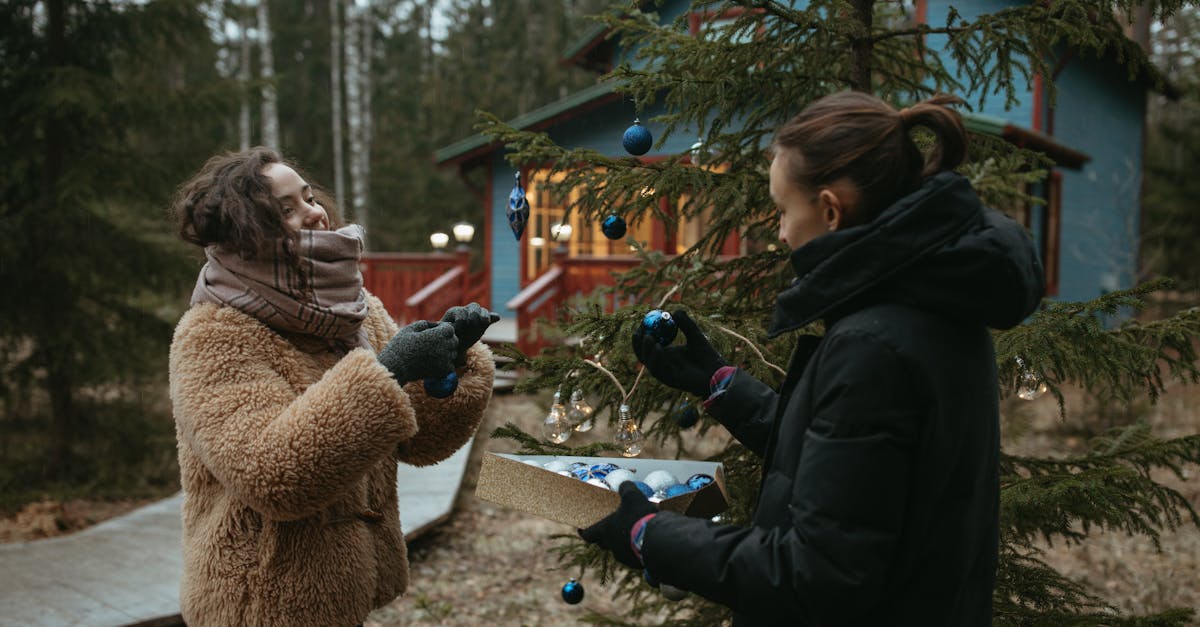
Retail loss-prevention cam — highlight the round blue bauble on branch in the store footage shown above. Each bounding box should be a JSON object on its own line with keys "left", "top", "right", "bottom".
{"left": 561, "top": 578, "right": 585, "bottom": 605}
{"left": 422, "top": 371, "right": 458, "bottom": 399}
{"left": 622, "top": 118, "right": 653, "bottom": 156}
{"left": 642, "top": 309, "right": 678, "bottom": 346}
{"left": 601, "top": 214, "right": 627, "bottom": 240}
{"left": 676, "top": 402, "right": 700, "bottom": 429}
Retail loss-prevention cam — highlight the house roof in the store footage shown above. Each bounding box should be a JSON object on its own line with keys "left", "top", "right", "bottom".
{"left": 962, "top": 112, "right": 1090, "bottom": 169}
{"left": 433, "top": 81, "right": 620, "bottom": 167}
{"left": 561, "top": 22, "right": 610, "bottom": 69}
{"left": 434, "top": 84, "right": 1091, "bottom": 171}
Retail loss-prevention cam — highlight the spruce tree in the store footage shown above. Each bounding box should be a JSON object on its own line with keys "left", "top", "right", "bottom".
{"left": 0, "top": 0, "right": 238, "bottom": 501}
{"left": 476, "top": 1, "right": 1200, "bottom": 623}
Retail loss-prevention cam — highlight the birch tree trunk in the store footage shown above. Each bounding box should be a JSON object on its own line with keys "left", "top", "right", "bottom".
{"left": 359, "top": 2, "right": 372, "bottom": 243}
{"left": 330, "top": 0, "right": 345, "bottom": 207}
{"left": 257, "top": 0, "right": 279, "bottom": 150}
{"left": 238, "top": 3, "right": 251, "bottom": 150}
{"left": 343, "top": 0, "right": 368, "bottom": 242}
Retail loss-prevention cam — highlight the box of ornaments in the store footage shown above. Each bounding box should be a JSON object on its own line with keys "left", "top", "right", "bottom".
{"left": 474, "top": 452, "right": 729, "bottom": 528}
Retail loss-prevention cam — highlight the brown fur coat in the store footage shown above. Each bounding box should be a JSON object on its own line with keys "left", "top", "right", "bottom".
{"left": 169, "top": 293, "right": 493, "bottom": 626}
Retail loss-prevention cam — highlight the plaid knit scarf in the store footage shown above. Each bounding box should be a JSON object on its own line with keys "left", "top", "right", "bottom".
{"left": 190, "top": 224, "right": 372, "bottom": 353}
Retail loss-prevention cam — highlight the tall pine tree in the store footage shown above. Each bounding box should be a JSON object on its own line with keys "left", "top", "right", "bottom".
{"left": 477, "top": 1, "right": 1200, "bottom": 623}
{"left": 0, "top": 0, "right": 238, "bottom": 501}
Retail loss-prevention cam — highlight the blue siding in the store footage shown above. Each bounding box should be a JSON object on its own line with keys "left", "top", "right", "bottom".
{"left": 1052, "top": 54, "right": 1145, "bottom": 302}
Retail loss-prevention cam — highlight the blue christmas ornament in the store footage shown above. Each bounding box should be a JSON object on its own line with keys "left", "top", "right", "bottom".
{"left": 663, "top": 483, "right": 692, "bottom": 498}
{"left": 622, "top": 118, "right": 653, "bottom": 156}
{"left": 422, "top": 371, "right": 458, "bottom": 399}
{"left": 632, "top": 481, "right": 655, "bottom": 499}
{"left": 587, "top": 463, "right": 619, "bottom": 481}
{"left": 601, "top": 214, "right": 627, "bottom": 240}
{"left": 507, "top": 171, "right": 530, "bottom": 241}
{"left": 686, "top": 473, "right": 714, "bottom": 491}
{"left": 561, "top": 578, "right": 585, "bottom": 604}
{"left": 676, "top": 402, "right": 700, "bottom": 429}
{"left": 642, "top": 309, "right": 678, "bottom": 346}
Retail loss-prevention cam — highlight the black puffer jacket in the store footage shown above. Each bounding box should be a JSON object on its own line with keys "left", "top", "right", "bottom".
{"left": 640, "top": 172, "right": 1045, "bottom": 626}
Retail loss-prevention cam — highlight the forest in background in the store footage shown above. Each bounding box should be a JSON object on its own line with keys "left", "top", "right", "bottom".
{"left": 0, "top": 0, "right": 1196, "bottom": 511}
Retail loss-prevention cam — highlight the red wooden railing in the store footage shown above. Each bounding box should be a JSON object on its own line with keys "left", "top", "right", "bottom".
{"left": 361, "top": 250, "right": 489, "bottom": 324}
{"left": 505, "top": 249, "right": 644, "bottom": 356}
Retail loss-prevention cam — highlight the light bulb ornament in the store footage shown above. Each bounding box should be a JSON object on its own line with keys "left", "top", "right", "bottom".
{"left": 541, "top": 387, "right": 572, "bottom": 444}
{"left": 567, "top": 388, "right": 595, "bottom": 433}
{"left": 1014, "top": 356, "right": 1049, "bottom": 401}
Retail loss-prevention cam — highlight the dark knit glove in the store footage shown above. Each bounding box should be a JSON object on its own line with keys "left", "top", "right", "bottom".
{"left": 441, "top": 302, "right": 501, "bottom": 366}
{"left": 377, "top": 320, "right": 458, "bottom": 383}
{"left": 579, "top": 482, "right": 658, "bottom": 569}
{"left": 632, "top": 309, "right": 728, "bottom": 398}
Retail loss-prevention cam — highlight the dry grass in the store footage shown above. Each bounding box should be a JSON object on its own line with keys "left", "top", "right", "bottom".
{"left": 1003, "top": 380, "right": 1200, "bottom": 620}
{"left": 370, "top": 378, "right": 1200, "bottom": 625}
{"left": 368, "top": 390, "right": 734, "bottom": 626}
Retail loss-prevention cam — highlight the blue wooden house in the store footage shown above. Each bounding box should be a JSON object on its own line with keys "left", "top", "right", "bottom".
{"left": 426, "top": 1, "right": 1163, "bottom": 353}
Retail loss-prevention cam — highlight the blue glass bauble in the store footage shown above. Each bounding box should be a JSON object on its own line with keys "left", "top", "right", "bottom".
{"left": 622, "top": 119, "right": 653, "bottom": 156}
{"left": 686, "top": 473, "right": 714, "bottom": 491}
{"left": 601, "top": 214, "right": 627, "bottom": 240}
{"left": 587, "top": 463, "right": 619, "bottom": 480}
{"left": 561, "top": 578, "right": 585, "bottom": 604}
{"left": 663, "top": 483, "right": 692, "bottom": 498}
{"left": 422, "top": 371, "right": 458, "bottom": 399}
{"left": 632, "top": 481, "right": 655, "bottom": 499}
{"left": 641, "top": 310, "right": 678, "bottom": 346}
{"left": 676, "top": 403, "right": 700, "bottom": 429}
{"left": 507, "top": 172, "right": 530, "bottom": 241}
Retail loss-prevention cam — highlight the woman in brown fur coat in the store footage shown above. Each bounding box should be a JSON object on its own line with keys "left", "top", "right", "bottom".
{"left": 169, "top": 147, "right": 496, "bottom": 626}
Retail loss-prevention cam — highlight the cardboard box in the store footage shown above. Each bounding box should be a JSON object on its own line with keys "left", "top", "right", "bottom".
{"left": 474, "top": 452, "right": 729, "bottom": 528}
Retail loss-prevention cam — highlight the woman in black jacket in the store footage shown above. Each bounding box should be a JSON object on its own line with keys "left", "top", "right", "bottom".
{"left": 580, "top": 91, "right": 1045, "bottom": 625}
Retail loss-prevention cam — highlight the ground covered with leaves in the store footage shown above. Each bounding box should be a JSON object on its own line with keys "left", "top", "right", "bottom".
{"left": 1, "top": 384, "right": 1195, "bottom": 625}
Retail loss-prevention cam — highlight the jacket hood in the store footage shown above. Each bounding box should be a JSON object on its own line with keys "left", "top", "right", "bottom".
{"left": 769, "top": 172, "right": 1045, "bottom": 336}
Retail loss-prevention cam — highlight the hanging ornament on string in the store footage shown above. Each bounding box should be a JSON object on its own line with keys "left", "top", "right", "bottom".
{"left": 614, "top": 403, "right": 644, "bottom": 458}
{"left": 675, "top": 400, "right": 700, "bottom": 429}
{"left": 641, "top": 309, "right": 678, "bottom": 346}
{"left": 560, "top": 577, "right": 585, "bottom": 605}
{"left": 1014, "top": 356, "right": 1048, "bottom": 401}
{"left": 622, "top": 117, "right": 653, "bottom": 156}
{"left": 601, "top": 214, "right": 627, "bottom": 240}
{"left": 422, "top": 371, "right": 458, "bottom": 399}
{"left": 566, "top": 388, "right": 595, "bottom": 433}
{"left": 542, "top": 387, "right": 571, "bottom": 444}
{"left": 507, "top": 171, "right": 530, "bottom": 241}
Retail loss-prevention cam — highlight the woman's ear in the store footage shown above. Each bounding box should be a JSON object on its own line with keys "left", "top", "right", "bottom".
{"left": 818, "top": 188, "right": 842, "bottom": 231}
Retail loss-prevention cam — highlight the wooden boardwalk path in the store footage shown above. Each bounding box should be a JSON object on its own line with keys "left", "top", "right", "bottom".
{"left": 0, "top": 440, "right": 474, "bottom": 627}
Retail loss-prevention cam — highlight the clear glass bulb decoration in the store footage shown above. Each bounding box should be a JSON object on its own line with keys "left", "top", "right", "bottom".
{"left": 1014, "top": 356, "right": 1048, "bottom": 401}
{"left": 566, "top": 388, "right": 595, "bottom": 432}
{"left": 614, "top": 403, "right": 643, "bottom": 458}
{"left": 542, "top": 389, "right": 571, "bottom": 444}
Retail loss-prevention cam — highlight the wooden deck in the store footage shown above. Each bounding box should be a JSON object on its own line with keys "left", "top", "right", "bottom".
{"left": 0, "top": 440, "right": 474, "bottom": 627}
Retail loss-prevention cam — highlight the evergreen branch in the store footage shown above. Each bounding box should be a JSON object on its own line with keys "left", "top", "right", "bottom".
{"left": 1000, "top": 421, "right": 1200, "bottom": 550}
{"left": 996, "top": 280, "right": 1200, "bottom": 414}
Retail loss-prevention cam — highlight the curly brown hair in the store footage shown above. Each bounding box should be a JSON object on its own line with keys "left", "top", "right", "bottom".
{"left": 171, "top": 147, "right": 343, "bottom": 293}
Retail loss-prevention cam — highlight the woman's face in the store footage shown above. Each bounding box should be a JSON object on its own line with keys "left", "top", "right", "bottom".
{"left": 262, "top": 162, "right": 330, "bottom": 232}
{"left": 770, "top": 150, "right": 827, "bottom": 250}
